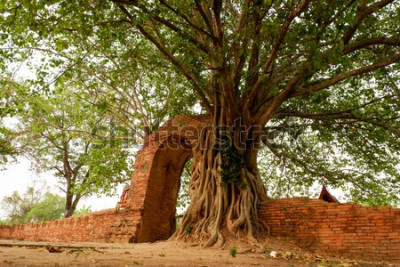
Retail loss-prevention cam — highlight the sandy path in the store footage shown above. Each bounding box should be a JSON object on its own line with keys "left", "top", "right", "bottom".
{"left": 0, "top": 239, "right": 310, "bottom": 267}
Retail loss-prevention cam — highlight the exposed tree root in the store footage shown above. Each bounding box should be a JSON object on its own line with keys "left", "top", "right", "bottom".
{"left": 172, "top": 122, "right": 268, "bottom": 247}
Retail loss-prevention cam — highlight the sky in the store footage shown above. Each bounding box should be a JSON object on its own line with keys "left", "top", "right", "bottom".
{"left": 0, "top": 156, "right": 123, "bottom": 219}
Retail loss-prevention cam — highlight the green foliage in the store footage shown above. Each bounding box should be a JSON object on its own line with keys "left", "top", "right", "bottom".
{"left": 1, "top": 186, "right": 42, "bottom": 224}
{"left": 259, "top": 75, "right": 400, "bottom": 206}
{"left": 229, "top": 248, "right": 237, "bottom": 258}
{"left": 0, "top": 219, "right": 10, "bottom": 225}
{"left": 9, "top": 84, "right": 133, "bottom": 216}
{"left": 0, "top": 135, "right": 14, "bottom": 164}
{"left": 0, "top": 76, "right": 26, "bottom": 164}
{"left": 73, "top": 205, "right": 93, "bottom": 216}
{"left": 25, "top": 193, "right": 65, "bottom": 223}
{"left": 0, "top": 1, "right": 198, "bottom": 138}
{"left": 184, "top": 225, "right": 193, "bottom": 235}
{"left": 1, "top": 184, "right": 65, "bottom": 224}
{"left": 219, "top": 137, "right": 246, "bottom": 188}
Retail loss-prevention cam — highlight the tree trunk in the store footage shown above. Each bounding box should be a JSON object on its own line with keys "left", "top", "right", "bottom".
{"left": 64, "top": 208, "right": 74, "bottom": 218}
{"left": 173, "top": 113, "right": 267, "bottom": 246}
{"left": 64, "top": 191, "right": 80, "bottom": 218}
{"left": 64, "top": 200, "right": 79, "bottom": 218}
{"left": 64, "top": 194, "right": 74, "bottom": 218}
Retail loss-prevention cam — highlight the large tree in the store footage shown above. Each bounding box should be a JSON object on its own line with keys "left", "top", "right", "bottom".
{"left": 110, "top": 0, "right": 400, "bottom": 246}
{"left": 1, "top": 0, "right": 400, "bottom": 246}
{"left": 16, "top": 86, "right": 132, "bottom": 217}
{"left": 1, "top": 74, "right": 133, "bottom": 217}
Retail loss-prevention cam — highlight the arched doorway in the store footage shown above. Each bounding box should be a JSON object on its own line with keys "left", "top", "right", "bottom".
{"left": 137, "top": 136, "right": 192, "bottom": 242}
{"left": 125, "top": 115, "right": 210, "bottom": 243}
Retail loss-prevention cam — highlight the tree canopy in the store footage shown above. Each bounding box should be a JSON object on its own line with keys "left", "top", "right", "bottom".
{"left": 1, "top": 183, "right": 64, "bottom": 224}
{"left": 25, "top": 192, "right": 65, "bottom": 223}
{"left": 3, "top": 78, "right": 135, "bottom": 217}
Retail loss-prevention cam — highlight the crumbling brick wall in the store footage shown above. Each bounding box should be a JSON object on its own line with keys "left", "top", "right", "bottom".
{"left": 0, "top": 208, "right": 140, "bottom": 243}
{"left": 1, "top": 198, "right": 399, "bottom": 261}
{"left": 260, "top": 197, "right": 400, "bottom": 261}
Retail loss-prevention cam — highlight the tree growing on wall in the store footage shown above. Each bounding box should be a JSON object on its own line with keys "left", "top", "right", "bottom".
{"left": 106, "top": 0, "right": 400, "bottom": 246}
{"left": 1, "top": 0, "right": 400, "bottom": 246}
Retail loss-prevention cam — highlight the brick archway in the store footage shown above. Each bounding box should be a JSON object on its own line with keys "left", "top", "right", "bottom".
{"left": 125, "top": 115, "right": 211, "bottom": 242}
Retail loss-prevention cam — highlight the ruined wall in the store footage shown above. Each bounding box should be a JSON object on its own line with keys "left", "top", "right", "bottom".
{"left": 0, "top": 209, "right": 140, "bottom": 243}
{"left": 125, "top": 114, "right": 210, "bottom": 242}
{"left": 260, "top": 198, "right": 400, "bottom": 261}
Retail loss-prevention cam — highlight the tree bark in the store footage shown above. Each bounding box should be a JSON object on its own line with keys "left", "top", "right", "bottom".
{"left": 173, "top": 109, "right": 267, "bottom": 246}
{"left": 64, "top": 193, "right": 74, "bottom": 218}
{"left": 64, "top": 190, "right": 81, "bottom": 218}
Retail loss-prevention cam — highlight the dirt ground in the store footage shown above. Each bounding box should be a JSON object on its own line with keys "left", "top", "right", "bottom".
{"left": 0, "top": 239, "right": 393, "bottom": 267}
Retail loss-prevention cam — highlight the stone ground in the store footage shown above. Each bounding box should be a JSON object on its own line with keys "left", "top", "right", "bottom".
{"left": 0, "top": 239, "right": 394, "bottom": 267}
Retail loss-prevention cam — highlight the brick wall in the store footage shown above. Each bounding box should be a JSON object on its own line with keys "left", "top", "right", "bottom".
{"left": 0, "top": 208, "right": 141, "bottom": 243}
{"left": 1, "top": 197, "right": 399, "bottom": 261}
{"left": 260, "top": 198, "right": 400, "bottom": 261}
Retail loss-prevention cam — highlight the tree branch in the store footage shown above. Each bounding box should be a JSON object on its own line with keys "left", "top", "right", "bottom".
{"left": 342, "top": 0, "right": 395, "bottom": 44}
{"left": 114, "top": 3, "right": 213, "bottom": 112}
{"left": 243, "top": 0, "right": 310, "bottom": 115}
{"left": 255, "top": 61, "right": 313, "bottom": 125}
{"left": 158, "top": 0, "right": 214, "bottom": 40}
{"left": 194, "top": 0, "right": 214, "bottom": 36}
{"left": 343, "top": 35, "right": 400, "bottom": 54}
{"left": 292, "top": 53, "right": 400, "bottom": 97}
{"left": 147, "top": 10, "right": 211, "bottom": 54}
{"left": 211, "top": 0, "right": 223, "bottom": 47}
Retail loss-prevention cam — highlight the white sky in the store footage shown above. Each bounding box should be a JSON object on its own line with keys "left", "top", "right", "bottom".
{"left": 0, "top": 157, "right": 123, "bottom": 219}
